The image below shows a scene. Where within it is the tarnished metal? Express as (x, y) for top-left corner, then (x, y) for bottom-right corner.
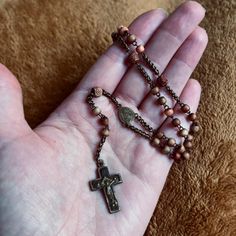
(90, 166), (123, 214)
(118, 106), (136, 125)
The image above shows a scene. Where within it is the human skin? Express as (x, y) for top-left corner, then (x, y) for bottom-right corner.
(0, 1), (208, 235)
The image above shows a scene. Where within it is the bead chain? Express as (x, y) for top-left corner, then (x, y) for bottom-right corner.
(86, 25), (200, 166)
(110, 25), (200, 161)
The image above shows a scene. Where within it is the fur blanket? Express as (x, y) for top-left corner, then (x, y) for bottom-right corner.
(0, 0), (235, 235)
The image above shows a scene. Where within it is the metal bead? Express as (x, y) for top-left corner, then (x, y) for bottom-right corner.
(93, 87), (103, 97)
(117, 25), (124, 31)
(93, 107), (101, 115)
(177, 145), (185, 153)
(162, 146), (171, 154)
(101, 128), (110, 137)
(156, 131), (164, 139)
(188, 113), (197, 121)
(190, 124), (200, 133)
(182, 151), (190, 160)
(136, 45), (145, 53)
(100, 117), (109, 126)
(187, 134), (194, 141)
(117, 25), (129, 35)
(152, 138), (160, 146)
(127, 34), (136, 44)
(181, 104), (190, 113)
(151, 86), (160, 95)
(184, 140), (193, 149)
(167, 138), (176, 147)
(173, 152), (182, 161)
(158, 96), (167, 105)
(164, 108), (174, 117)
(172, 118), (181, 127)
(178, 128), (188, 137)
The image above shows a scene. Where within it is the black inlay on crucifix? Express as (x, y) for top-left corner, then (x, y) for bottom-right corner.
(89, 165), (123, 214)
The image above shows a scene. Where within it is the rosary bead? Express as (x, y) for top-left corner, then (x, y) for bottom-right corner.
(127, 34), (136, 44)
(178, 128), (188, 137)
(184, 140), (193, 149)
(117, 25), (124, 31)
(167, 138), (176, 147)
(136, 45), (145, 53)
(177, 145), (185, 153)
(151, 86), (160, 95)
(172, 118), (181, 127)
(100, 117), (109, 126)
(93, 87), (103, 97)
(188, 113), (197, 121)
(173, 152), (182, 161)
(101, 128), (110, 137)
(156, 131), (164, 139)
(157, 75), (168, 87)
(164, 108), (174, 117)
(190, 124), (200, 133)
(152, 138), (160, 146)
(128, 51), (140, 64)
(93, 107), (101, 115)
(182, 151), (190, 160)
(187, 134), (194, 141)
(158, 96), (167, 105)
(181, 104), (190, 113)
(162, 146), (171, 154)
(117, 25), (129, 35)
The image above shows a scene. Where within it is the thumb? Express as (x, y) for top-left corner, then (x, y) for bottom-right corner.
(0, 63), (31, 140)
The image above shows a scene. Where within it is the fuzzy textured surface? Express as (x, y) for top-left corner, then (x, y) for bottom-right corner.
(0, 0), (235, 235)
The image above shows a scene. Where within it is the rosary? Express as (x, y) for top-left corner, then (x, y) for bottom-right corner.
(86, 26), (200, 214)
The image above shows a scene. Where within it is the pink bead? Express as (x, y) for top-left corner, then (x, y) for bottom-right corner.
(136, 45), (145, 53)
(119, 26), (129, 35)
(117, 25), (124, 31)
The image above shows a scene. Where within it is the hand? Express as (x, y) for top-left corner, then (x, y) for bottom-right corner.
(0, 1), (207, 235)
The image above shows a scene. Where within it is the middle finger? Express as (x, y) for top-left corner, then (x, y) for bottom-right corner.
(114, 1), (205, 106)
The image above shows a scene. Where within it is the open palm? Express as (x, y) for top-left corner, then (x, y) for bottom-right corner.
(0, 1), (207, 235)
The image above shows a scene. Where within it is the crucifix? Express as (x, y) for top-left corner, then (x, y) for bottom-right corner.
(89, 165), (123, 214)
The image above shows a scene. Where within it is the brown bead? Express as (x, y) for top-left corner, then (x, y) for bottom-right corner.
(93, 87), (103, 97)
(101, 128), (110, 137)
(184, 140), (193, 149)
(187, 134), (194, 141)
(188, 113), (197, 121)
(190, 124), (200, 133)
(157, 75), (168, 87)
(178, 128), (188, 137)
(100, 117), (109, 126)
(181, 104), (190, 113)
(162, 146), (171, 154)
(158, 96), (167, 105)
(93, 107), (101, 115)
(182, 151), (190, 160)
(173, 152), (182, 161)
(127, 34), (136, 44)
(172, 118), (181, 127)
(128, 51), (140, 64)
(177, 145), (185, 153)
(136, 45), (145, 53)
(151, 86), (160, 95)
(168, 138), (176, 147)
(118, 25), (129, 35)
(152, 138), (160, 146)
(156, 131), (164, 139)
(164, 108), (174, 117)
(117, 25), (124, 31)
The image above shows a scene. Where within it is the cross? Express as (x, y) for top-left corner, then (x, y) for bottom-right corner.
(89, 165), (123, 214)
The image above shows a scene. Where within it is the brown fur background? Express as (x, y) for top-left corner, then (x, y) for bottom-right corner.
(0, 0), (235, 235)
